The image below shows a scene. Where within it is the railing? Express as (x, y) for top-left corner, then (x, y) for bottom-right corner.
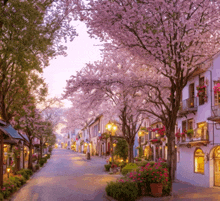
(179, 97), (197, 113)
(176, 129), (209, 144)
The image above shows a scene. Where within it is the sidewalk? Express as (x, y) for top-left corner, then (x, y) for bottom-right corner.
(137, 180), (220, 201)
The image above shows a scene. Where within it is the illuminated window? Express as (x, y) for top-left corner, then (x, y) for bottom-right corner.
(196, 122), (207, 140)
(194, 148), (205, 174)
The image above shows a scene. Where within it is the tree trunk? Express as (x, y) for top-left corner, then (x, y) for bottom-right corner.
(28, 142), (33, 170)
(128, 142), (134, 163)
(167, 136), (176, 196)
(0, 132), (3, 188)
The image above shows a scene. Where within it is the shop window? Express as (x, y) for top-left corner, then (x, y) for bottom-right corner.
(194, 148), (205, 174)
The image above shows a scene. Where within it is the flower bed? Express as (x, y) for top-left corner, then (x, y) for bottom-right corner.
(106, 161), (171, 200)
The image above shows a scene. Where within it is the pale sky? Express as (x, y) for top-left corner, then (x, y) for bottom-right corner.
(43, 22), (103, 108)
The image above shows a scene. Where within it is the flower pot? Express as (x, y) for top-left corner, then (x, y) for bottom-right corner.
(150, 183), (163, 197)
(110, 167), (117, 173)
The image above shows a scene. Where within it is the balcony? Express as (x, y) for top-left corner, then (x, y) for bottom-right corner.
(178, 97), (198, 117)
(207, 105), (220, 122)
(177, 128), (210, 147)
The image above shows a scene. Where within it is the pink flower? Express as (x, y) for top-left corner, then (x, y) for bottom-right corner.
(2, 187), (5, 191)
(138, 173), (141, 176)
(140, 181), (142, 183)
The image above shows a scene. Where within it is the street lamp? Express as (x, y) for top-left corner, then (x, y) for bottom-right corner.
(7, 168), (10, 178)
(106, 122), (117, 163)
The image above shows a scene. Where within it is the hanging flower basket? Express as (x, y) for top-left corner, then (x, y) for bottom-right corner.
(214, 83), (220, 94)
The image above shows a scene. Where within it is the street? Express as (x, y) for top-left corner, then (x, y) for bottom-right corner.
(10, 149), (120, 201)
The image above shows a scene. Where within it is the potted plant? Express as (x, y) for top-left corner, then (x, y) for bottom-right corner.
(110, 163), (118, 173)
(147, 165), (169, 197)
(187, 129), (194, 139)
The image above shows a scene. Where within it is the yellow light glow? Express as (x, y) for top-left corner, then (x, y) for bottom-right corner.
(113, 125), (117, 131)
(156, 134), (160, 138)
(106, 124), (112, 131)
(113, 143), (116, 147)
(175, 145), (177, 148)
(85, 143), (88, 146)
(7, 168), (10, 173)
(89, 143), (91, 146)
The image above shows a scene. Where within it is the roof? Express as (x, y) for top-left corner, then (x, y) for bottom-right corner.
(88, 115), (103, 127)
(0, 124), (23, 140)
(19, 133), (30, 143)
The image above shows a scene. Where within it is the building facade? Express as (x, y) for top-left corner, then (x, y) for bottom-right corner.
(176, 56), (220, 187)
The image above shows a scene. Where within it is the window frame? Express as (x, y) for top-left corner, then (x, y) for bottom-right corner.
(194, 148), (205, 174)
(199, 77), (205, 105)
(214, 81), (220, 106)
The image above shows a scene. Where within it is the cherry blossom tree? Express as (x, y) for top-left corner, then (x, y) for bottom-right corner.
(64, 49), (150, 162)
(75, 0), (220, 186)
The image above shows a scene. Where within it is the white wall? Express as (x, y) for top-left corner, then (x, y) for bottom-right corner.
(177, 146), (210, 187)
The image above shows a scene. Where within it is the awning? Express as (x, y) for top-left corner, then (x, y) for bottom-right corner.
(0, 124), (23, 140)
(19, 133), (30, 144)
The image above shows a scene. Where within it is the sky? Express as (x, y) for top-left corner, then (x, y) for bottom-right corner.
(43, 21), (103, 108)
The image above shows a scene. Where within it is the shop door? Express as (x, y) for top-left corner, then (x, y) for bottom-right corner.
(215, 159), (220, 186)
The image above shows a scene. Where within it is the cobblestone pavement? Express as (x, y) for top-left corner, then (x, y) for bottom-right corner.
(9, 149), (220, 201)
(10, 149), (120, 201)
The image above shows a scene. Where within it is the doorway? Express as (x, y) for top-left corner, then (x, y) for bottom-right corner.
(214, 147), (220, 186)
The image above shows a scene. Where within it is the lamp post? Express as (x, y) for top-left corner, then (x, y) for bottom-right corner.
(7, 168), (10, 178)
(138, 131), (144, 157)
(106, 122), (117, 163)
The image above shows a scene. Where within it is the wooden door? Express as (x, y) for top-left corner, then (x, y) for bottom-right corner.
(215, 159), (220, 186)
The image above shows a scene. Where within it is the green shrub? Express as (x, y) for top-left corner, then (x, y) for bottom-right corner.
(114, 139), (128, 161)
(15, 174), (26, 185)
(0, 192), (3, 201)
(161, 162), (168, 168)
(25, 169), (33, 176)
(121, 163), (138, 176)
(9, 176), (21, 187)
(105, 181), (138, 201)
(136, 160), (149, 167)
(104, 164), (111, 171)
(35, 164), (40, 170)
(39, 158), (47, 167)
(17, 170), (29, 180)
